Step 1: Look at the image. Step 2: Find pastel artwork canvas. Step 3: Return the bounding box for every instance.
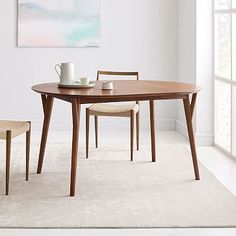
[18,0,100,47]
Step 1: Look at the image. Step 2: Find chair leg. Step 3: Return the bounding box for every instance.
[6,130,11,195]
[130,111,134,161]
[136,112,140,151]
[26,122,31,181]
[86,108,90,159]
[95,116,98,148]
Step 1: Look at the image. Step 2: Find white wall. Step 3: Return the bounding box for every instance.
[196,0,214,145]
[0,0,178,133]
[176,0,214,145]
[176,0,197,135]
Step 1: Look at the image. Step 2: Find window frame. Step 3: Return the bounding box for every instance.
[214,0,236,158]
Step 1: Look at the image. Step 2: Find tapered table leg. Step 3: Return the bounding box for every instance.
[37,95,54,174]
[136,111,140,151]
[26,121,31,181]
[6,131,11,195]
[149,100,156,162]
[70,98,81,196]
[95,116,98,148]
[86,108,90,159]
[183,94,200,180]
[130,110,134,161]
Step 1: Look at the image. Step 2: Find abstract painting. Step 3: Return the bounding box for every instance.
[18,0,100,47]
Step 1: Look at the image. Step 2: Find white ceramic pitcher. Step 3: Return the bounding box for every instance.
[55,62,75,85]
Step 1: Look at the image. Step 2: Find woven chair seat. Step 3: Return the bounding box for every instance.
[89,103,139,117]
[0,120,30,140]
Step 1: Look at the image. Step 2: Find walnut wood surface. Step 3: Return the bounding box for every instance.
[6,131,11,195]
[136,111,140,151]
[32,81,200,101]
[70,98,80,196]
[32,80,201,197]
[183,95,200,180]
[26,122,31,181]
[149,100,156,162]
[94,116,98,148]
[130,110,134,162]
[37,96,54,174]
[86,108,90,159]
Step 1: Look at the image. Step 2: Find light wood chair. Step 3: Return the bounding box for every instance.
[0,120,31,195]
[86,71,140,161]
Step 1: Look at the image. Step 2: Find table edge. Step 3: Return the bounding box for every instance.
[32,81,201,98]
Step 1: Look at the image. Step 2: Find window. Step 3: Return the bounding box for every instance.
[214,0,236,157]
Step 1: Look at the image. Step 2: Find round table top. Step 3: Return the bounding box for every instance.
[32,81,201,99]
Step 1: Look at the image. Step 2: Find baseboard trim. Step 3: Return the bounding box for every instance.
[176,119,214,146]
[176,119,188,138]
[195,132,214,146]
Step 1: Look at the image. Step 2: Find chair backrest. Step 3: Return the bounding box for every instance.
[96,71,139,81]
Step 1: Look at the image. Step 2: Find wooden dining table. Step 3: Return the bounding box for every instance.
[32,80,201,196]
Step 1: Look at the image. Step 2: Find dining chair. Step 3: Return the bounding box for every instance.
[86,71,140,161]
[0,120,31,195]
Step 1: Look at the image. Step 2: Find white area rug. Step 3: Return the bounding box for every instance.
[0,141,236,228]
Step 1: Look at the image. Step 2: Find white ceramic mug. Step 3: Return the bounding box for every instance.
[80,77,90,85]
[55,62,75,85]
[102,81,113,90]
